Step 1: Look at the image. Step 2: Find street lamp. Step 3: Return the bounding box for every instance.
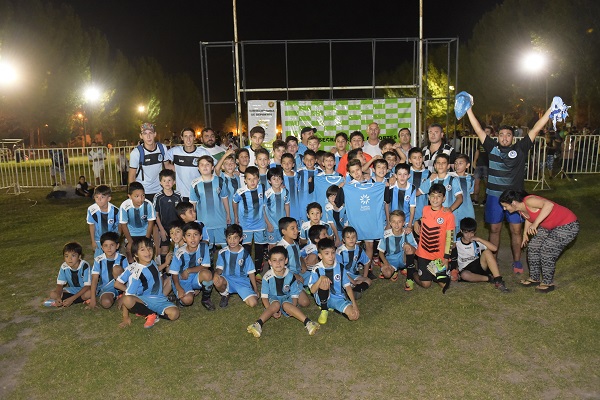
[0,61,18,86]
[137,105,145,114]
[521,51,548,109]
[82,85,101,148]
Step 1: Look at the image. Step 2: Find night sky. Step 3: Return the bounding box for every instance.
[51,0,503,82]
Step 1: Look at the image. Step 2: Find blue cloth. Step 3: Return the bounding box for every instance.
[340,181,386,241]
[454,91,473,120]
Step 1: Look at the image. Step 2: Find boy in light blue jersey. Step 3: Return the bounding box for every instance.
[168,220,186,253]
[45,242,92,307]
[324,185,347,245]
[175,201,211,246]
[302,225,328,271]
[245,126,266,167]
[168,222,215,310]
[115,237,179,329]
[336,226,372,297]
[233,166,267,275]
[314,152,344,211]
[190,155,231,247]
[281,152,302,223]
[254,148,271,192]
[297,150,321,224]
[269,140,286,168]
[277,217,311,307]
[451,154,476,236]
[299,202,334,246]
[213,224,259,308]
[417,154,463,218]
[408,148,431,223]
[385,163,417,231]
[382,150,399,179]
[89,232,129,309]
[247,246,320,338]
[119,182,156,262]
[264,166,290,246]
[285,136,304,169]
[378,211,418,290]
[309,238,360,324]
[216,152,242,216]
[87,185,119,257]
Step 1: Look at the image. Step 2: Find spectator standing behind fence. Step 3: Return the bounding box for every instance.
[88,144,105,185]
[117,150,128,186]
[128,123,165,202]
[472,126,492,206]
[49,141,68,186]
[465,100,552,275]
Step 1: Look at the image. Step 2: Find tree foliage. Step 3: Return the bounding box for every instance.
[0,0,204,146]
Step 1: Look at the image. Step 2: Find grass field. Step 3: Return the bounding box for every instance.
[0,177,598,399]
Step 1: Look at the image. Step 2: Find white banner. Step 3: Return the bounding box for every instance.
[248,100,278,143]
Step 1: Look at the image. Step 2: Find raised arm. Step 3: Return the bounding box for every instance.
[528,107,553,142]
[466,108,487,144]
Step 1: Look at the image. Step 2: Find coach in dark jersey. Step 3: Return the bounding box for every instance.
[466,103,552,274]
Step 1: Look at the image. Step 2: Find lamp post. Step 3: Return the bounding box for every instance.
[82,85,101,148]
[521,51,548,110]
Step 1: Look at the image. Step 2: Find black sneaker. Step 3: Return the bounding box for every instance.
[219,294,230,308]
[201,297,216,311]
[167,294,177,303]
[495,281,510,293]
[472,199,479,206]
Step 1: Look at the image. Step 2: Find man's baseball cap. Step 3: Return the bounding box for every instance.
[140,122,156,133]
[301,127,317,135]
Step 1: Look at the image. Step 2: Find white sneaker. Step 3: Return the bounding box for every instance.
[247,322,262,338]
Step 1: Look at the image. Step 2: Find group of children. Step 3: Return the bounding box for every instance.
[46,126,509,337]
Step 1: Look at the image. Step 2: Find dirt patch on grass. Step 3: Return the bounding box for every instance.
[0,323,40,398]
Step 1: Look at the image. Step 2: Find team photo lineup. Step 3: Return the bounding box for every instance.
[45,94,580,337]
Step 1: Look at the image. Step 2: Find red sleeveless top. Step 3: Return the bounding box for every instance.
[522,195,577,230]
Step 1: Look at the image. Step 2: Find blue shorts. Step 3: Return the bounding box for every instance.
[64,286,87,295]
[207,228,227,247]
[222,275,257,301]
[267,295,295,317]
[299,271,311,287]
[313,293,352,314]
[266,228,283,245]
[135,294,176,316]
[386,255,406,271]
[484,195,523,224]
[346,271,361,281]
[171,272,202,297]
[98,280,119,297]
[242,230,267,245]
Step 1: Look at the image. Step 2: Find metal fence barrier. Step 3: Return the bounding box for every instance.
[556,135,600,178]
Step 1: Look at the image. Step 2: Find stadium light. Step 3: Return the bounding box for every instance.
[84,86,101,103]
[0,61,18,86]
[521,51,549,109]
[137,105,145,113]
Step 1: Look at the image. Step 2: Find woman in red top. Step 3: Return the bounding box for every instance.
[499,190,579,292]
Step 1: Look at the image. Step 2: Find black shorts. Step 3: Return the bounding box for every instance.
[461,259,487,276]
[416,256,435,281]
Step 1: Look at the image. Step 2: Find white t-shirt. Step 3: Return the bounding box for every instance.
[362,140,382,157]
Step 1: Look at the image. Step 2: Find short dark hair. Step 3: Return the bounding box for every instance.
[254,148,270,158]
[347,148,363,161]
[326,184,340,198]
[349,131,364,141]
[398,127,411,136]
[131,237,154,260]
[198,155,214,165]
[342,226,357,238]
[428,123,444,131]
[159,169,176,180]
[322,152,335,162]
[394,163,411,174]
[317,237,336,252]
[303,149,316,159]
[429,183,446,196]
[306,202,322,214]
[285,136,299,144]
[93,185,111,197]
[175,201,194,216]
[281,152,295,163]
[335,132,348,142]
[170,219,185,231]
[272,139,286,150]
[100,232,120,246]
[267,166,284,181]
[308,224,327,243]
[372,158,388,170]
[244,166,260,178]
[408,147,423,158]
[250,126,266,137]
[63,242,83,256]
[183,221,204,236]
[236,148,249,158]
[181,127,195,136]
[225,224,243,238]
[382,151,398,161]
[455,153,471,164]
[434,153,450,164]
[268,245,288,260]
[379,138,396,150]
[498,189,527,205]
[278,217,297,235]
[498,125,515,135]
[460,217,477,232]
[347,158,362,171]
[128,181,144,195]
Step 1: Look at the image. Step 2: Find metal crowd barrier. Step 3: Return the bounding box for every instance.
[556,135,600,179]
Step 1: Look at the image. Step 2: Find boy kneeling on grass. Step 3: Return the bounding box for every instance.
[450,218,509,293]
[115,237,179,329]
[247,246,320,338]
[308,238,359,324]
[45,242,92,307]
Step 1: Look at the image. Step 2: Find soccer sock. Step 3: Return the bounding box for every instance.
[160,254,166,265]
[257,319,264,327]
[493,276,503,283]
[254,244,265,274]
[405,254,415,269]
[201,280,213,300]
[303,318,310,326]
[318,289,329,310]
[354,282,369,292]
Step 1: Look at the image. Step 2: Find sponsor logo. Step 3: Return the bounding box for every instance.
[436,217,444,224]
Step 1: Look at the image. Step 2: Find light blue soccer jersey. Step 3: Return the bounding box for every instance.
[385,182,417,222]
[339,181,386,241]
[57,260,92,288]
[336,244,370,276]
[264,187,290,228]
[324,203,347,236]
[190,174,230,229]
[299,220,333,242]
[168,242,211,275]
[409,168,431,221]
[118,261,163,296]
[92,253,129,287]
[419,174,463,209]
[260,268,301,300]
[277,238,302,275]
[377,230,418,266]
[220,172,241,217]
[308,261,351,298]
[452,173,476,225]
[297,167,319,221]
[165,145,209,198]
[283,172,302,222]
[119,199,156,237]
[314,173,344,211]
[232,185,266,231]
[86,203,120,244]
[216,246,255,277]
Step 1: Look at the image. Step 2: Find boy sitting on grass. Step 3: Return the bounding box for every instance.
[277,217,312,307]
[409,183,455,293]
[378,210,418,290]
[212,224,259,308]
[89,232,129,309]
[168,222,215,310]
[247,246,320,338]
[336,226,372,298]
[115,237,179,329]
[45,242,91,307]
[451,218,509,292]
[308,238,359,324]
